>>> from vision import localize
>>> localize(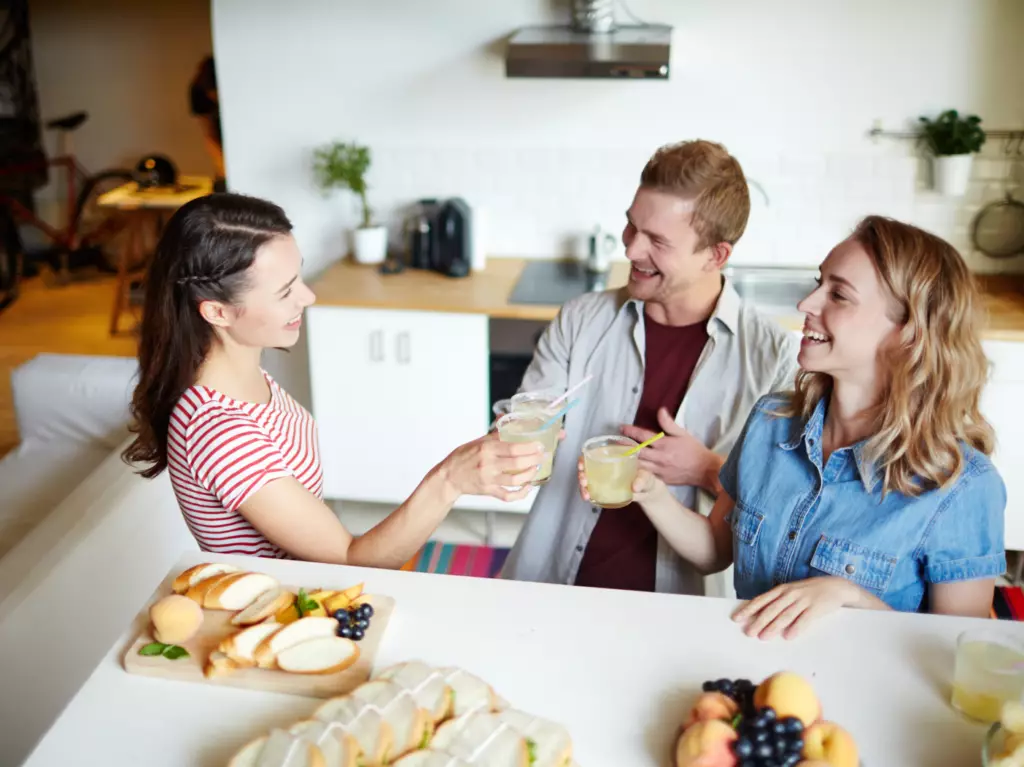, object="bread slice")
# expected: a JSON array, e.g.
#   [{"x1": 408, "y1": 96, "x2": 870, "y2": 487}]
[
  {"x1": 374, "y1": 661, "x2": 452, "y2": 723},
  {"x1": 172, "y1": 562, "x2": 240, "y2": 594},
  {"x1": 220, "y1": 622, "x2": 282, "y2": 668},
  {"x1": 391, "y1": 751, "x2": 472, "y2": 767},
  {"x1": 205, "y1": 572, "x2": 279, "y2": 611},
  {"x1": 228, "y1": 728, "x2": 326, "y2": 767},
  {"x1": 314, "y1": 694, "x2": 394, "y2": 767},
  {"x1": 204, "y1": 650, "x2": 237, "y2": 679},
  {"x1": 430, "y1": 711, "x2": 529, "y2": 767},
  {"x1": 350, "y1": 679, "x2": 432, "y2": 760},
  {"x1": 231, "y1": 587, "x2": 294, "y2": 626},
  {"x1": 185, "y1": 571, "x2": 241, "y2": 604},
  {"x1": 253, "y1": 617, "x2": 338, "y2": 669},
  {"x1": 289, "y1": 719, "x2": 360, "y2": 767},
  {"x1": 276, "y1": 637, "x2": 360, "y2": 675},
  {"x1": 495, "y1": 709, "x2": 573, "y2": 767},
  {"x1": 437, "y1": 666, "x2": 502, "y2": 717}
]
